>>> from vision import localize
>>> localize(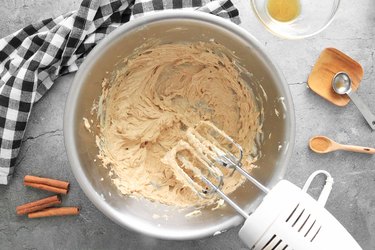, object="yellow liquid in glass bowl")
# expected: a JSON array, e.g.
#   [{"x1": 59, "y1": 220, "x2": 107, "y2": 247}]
[{"x1": 267, "y1": 0, "x2": 301, "y2": 22}]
